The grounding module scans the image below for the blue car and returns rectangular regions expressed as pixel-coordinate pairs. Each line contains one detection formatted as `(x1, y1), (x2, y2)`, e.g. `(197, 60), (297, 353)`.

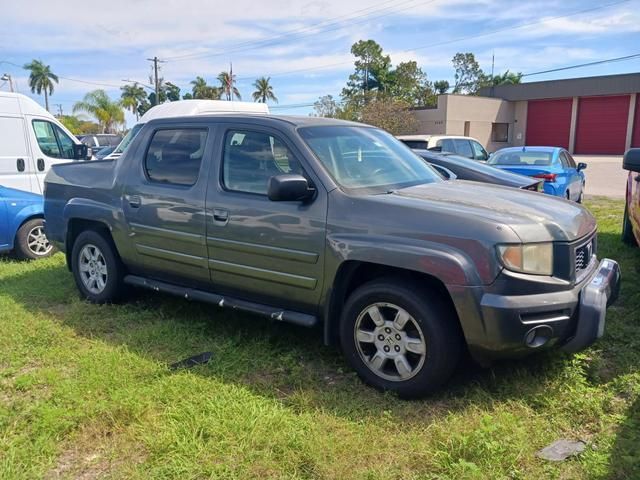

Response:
(0, 185), (54, 259)
(488, 147), (587, 202)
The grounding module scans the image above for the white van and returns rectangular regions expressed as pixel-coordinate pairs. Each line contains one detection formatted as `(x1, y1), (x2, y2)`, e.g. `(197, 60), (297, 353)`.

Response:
(0, 92), (88, 194)
(105, 100), (270, 160)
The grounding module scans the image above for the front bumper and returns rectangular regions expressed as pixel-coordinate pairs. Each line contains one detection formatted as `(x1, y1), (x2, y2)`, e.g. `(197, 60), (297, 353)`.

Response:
(469, 258), (620, 360)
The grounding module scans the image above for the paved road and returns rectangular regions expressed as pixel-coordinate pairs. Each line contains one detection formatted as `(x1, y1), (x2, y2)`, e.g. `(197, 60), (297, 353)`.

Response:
(575, 155), (627, 199)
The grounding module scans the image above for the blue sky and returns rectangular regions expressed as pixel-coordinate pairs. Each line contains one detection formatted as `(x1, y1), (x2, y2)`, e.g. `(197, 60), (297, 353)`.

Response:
(1, 0), (639, 126)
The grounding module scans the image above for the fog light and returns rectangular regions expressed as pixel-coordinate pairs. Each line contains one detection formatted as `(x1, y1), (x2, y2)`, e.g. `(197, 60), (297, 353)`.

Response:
(524, 325), (553, 348)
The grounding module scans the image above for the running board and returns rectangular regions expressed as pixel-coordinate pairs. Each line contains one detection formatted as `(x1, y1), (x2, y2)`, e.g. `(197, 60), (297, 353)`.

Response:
(123, 275), (318, 328)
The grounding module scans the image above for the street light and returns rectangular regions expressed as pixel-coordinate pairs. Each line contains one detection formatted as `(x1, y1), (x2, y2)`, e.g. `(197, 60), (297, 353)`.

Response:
(1, 73), (14, 92)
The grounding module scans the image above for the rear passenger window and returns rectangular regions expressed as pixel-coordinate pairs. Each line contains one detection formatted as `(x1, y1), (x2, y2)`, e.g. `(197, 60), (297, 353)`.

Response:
(144, 128), (207, 186)
(453, 139), (473, 158)
(437, 139), (455, 153)
(222, 129), (302, 195)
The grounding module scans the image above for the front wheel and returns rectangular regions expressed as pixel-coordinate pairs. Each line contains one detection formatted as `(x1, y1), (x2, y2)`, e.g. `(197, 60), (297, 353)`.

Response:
(13, 218), (55, 259)
(340, 278), (462, 398)
(71, 230), (125, 303)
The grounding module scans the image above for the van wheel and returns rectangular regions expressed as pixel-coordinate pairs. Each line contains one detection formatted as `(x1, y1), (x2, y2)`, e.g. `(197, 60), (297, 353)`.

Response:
(622, 203), (638, 246)
(340, 278), (461, 398)
(13, 219), (54, 259)
(71, 230), (125, 303)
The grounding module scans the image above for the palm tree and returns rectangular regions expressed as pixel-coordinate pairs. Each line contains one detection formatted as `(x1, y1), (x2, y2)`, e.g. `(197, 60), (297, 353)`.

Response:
(218, 71), (241, 101)
(73, 89), (125, 133)
(120, 83), (147, 120)
(251, 77), (278, 103)
(23, 59), (59, 111)
(190, 76), (221, 99)
(489, 70), (523, 86)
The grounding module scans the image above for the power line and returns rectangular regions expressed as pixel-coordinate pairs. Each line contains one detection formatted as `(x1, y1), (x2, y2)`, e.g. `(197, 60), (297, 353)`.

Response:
(166, 0), (436, 62)
(236, 0), (631, 81)
(521, 52), (640, 77)
(270, 50), (640, 111)
(163, 0), (402, 61)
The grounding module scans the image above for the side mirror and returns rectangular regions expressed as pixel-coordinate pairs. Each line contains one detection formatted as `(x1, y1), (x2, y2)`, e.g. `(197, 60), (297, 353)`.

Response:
(577, 162), (587, 171)
(623, 148), (640, 172)
(73, 143), (89, 160)
(430, 163), (457, 180)
(267, 174), (314, 202)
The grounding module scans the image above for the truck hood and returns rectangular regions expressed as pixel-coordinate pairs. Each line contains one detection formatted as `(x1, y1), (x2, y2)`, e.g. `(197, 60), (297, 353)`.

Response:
(386, 180), (595, 242)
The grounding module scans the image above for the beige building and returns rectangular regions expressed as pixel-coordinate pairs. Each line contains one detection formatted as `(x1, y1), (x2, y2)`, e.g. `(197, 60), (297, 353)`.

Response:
(411, 72), (640, 155)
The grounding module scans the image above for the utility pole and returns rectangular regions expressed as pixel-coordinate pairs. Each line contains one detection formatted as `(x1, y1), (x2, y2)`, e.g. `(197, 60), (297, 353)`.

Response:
(146, 56), (165, 105)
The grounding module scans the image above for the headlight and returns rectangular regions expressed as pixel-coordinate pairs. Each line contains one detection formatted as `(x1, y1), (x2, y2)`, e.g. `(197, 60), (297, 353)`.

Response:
(497, 243), (553, 275)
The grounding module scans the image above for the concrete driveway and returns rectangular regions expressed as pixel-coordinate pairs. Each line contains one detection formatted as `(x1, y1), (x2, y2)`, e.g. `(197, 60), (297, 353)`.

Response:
(575, 155), (627, 199)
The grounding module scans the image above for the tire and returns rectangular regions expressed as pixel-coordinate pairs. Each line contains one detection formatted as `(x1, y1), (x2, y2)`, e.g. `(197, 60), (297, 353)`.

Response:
(13, 218), (55, 260)
(622, 203), (638, 246)
(71, 230), (125, 303)
(340, 278), (462, 398)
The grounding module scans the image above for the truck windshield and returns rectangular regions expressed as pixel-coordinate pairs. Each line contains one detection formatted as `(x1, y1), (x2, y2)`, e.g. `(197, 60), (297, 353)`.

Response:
(299, 126), (441, 191)
(112, 123), (144, 155)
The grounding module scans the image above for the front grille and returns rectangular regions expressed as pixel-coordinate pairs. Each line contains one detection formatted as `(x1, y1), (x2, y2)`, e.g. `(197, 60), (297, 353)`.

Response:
(575, 239), (594, 272)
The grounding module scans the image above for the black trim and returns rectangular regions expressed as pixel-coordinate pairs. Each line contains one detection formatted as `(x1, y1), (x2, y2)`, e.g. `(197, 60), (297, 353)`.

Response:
(123, 274), (318, 328)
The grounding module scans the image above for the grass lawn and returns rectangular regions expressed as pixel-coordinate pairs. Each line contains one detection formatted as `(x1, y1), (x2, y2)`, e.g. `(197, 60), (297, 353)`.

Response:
(1, 197), (639, 479)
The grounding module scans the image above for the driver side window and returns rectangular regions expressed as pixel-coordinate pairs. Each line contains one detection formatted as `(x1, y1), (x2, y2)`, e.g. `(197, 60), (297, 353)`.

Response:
(222, 129), (302, 195)
(32, 120), (76, 159)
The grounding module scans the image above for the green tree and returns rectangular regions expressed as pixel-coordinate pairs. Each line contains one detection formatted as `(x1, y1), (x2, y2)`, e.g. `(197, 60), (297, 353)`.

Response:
(486, 70), (523, 87)
(312, 95), (339, 117)
(23, 59), (59, 111)
(218, 71), (241, 101)
(73, 89), (125, 133)
(360, 98), (418, 135)
(342, 40), (391, 102)
(452, 53), (485, 94)
(251, 77), (277, 103)
(58, 115), (101, 135)
(120, 83), (147, 120)
(190, 76), (220, 99)
(165, 82), (181, 102)
(182, 92), (194, 100)
(433, 80), (450, 94)
(387, 61), (436, 107)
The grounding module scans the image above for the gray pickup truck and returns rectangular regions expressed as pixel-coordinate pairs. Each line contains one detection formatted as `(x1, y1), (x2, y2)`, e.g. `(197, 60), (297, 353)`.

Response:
(44, 115), (620, 397)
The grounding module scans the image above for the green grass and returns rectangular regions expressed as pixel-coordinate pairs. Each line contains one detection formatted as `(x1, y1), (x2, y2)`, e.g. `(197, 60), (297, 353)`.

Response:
(1, 197), (639, 479)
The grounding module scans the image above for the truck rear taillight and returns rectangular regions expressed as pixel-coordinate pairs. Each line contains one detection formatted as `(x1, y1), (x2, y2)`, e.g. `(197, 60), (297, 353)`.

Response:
(533, 173), (557, 182)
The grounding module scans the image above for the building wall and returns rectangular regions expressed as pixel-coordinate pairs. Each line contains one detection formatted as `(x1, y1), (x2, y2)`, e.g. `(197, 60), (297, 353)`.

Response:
(512, 101), (527, 147)
(412, 94), (516, 152)
(412, 96), (447, 134)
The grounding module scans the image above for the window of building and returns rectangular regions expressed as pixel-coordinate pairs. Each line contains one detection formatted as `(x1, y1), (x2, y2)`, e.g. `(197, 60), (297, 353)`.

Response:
(222, 129), (302, 194)
(491, 123), (509, 143)
(144, 128), (207, 186)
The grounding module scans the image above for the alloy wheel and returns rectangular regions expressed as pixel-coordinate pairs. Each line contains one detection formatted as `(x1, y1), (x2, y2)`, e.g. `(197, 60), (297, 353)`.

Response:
(78, 244), (108, 294)
(354, 302), (427, 382)
(27, 225), (53, 256)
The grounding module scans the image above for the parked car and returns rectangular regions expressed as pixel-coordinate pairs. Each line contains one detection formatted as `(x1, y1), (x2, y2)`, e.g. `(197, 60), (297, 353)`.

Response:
(414, 150), (543, 191)
(94, 145), (116, 161)
(0, 92), (89, 195)
(622, 148), (640, 246)
(105, 100), (270, 160)
(0, 185), (53, 259)
(397, 135), (489, 161)
(488, 147), (587, 202)
(77, 134), (122, 159)
(44, 116), (620, 397)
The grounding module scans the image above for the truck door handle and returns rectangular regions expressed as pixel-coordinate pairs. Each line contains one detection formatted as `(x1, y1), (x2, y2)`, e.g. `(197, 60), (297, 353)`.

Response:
(16, 158), (25, 172)
(213, 209), (229, 223)
(127, 195), (141, 208)
(37, 158), (45, 171)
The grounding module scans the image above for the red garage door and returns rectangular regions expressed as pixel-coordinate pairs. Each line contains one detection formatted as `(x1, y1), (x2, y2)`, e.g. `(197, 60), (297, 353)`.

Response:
(575, 95), (630, 154)
(632, 94), (640, 147)
(526, 98), (572, 149)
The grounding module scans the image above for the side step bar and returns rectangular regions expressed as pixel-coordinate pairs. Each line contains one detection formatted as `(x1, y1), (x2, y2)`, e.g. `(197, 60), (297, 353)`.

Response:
(123, 275), (318, 328)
